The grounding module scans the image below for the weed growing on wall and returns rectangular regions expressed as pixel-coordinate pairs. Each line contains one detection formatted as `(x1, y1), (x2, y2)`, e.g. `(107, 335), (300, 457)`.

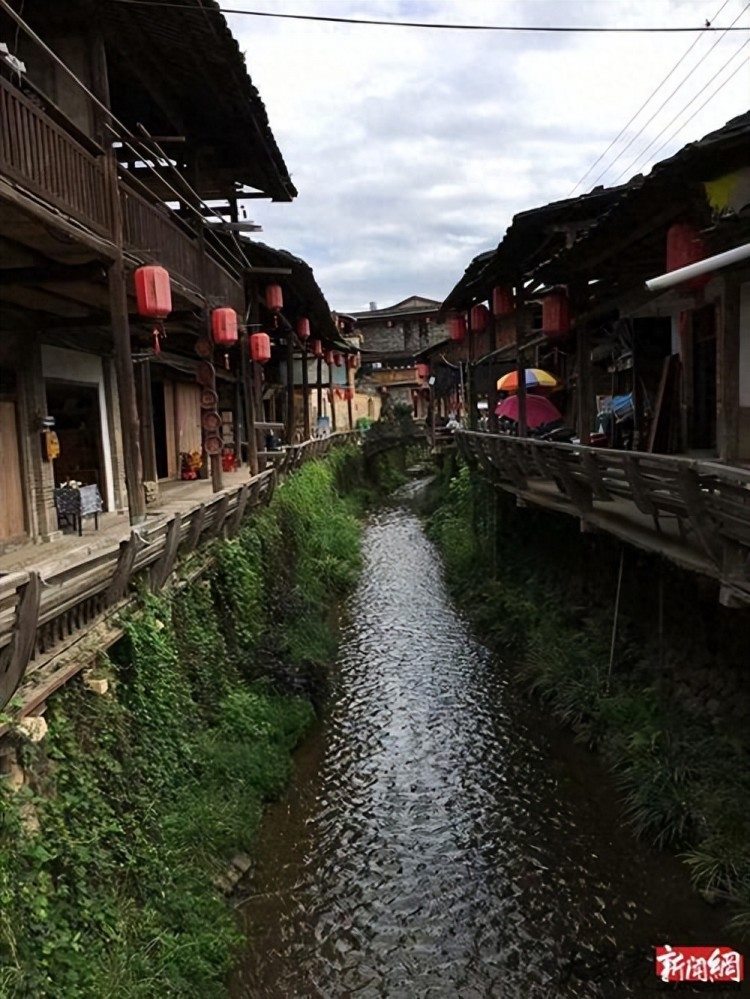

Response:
(0, 446), (366, 997)
(428, 461), (750, 933)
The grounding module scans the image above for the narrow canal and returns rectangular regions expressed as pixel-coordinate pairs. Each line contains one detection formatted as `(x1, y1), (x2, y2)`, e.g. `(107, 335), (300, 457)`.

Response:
(233, 502), (729, 998)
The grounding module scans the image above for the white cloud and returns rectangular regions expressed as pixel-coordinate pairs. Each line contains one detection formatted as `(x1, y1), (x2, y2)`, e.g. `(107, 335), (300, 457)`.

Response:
(230, 0), (750, 311)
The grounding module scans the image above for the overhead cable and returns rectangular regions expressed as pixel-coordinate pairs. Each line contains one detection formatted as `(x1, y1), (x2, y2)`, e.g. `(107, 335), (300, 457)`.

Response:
(612, 35), (750, 182)
(568, 0), (730, 196)
(587, 1), (749, 188)
(102, 0), (750, 32)
(615, 49), (750, 181)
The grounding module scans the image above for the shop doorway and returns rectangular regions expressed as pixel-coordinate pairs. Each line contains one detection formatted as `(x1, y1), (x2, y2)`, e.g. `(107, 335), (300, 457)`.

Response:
(46, 381), (107, 504)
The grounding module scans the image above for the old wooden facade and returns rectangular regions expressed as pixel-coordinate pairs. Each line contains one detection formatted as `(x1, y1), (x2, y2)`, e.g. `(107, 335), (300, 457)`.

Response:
(0, 0), (357, 716)
(435, 113), (750, 605)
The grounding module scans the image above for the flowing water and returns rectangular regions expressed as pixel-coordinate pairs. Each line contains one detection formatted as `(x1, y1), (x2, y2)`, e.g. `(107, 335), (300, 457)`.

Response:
(233, 503), (737, 998)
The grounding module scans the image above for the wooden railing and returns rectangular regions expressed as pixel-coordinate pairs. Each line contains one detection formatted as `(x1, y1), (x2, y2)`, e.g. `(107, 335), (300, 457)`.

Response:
(456, 431), (750, 605)
(0, 75), (111, 235)
(0, 432), (359, 716)
(0, 75), (243, 309)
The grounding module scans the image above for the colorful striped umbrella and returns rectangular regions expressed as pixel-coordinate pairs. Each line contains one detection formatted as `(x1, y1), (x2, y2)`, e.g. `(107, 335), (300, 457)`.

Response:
(496, 368), (558, 392)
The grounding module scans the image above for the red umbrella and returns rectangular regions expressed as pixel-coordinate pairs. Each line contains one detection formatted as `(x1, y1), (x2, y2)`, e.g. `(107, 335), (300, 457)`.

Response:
(495, 394), (562, 428)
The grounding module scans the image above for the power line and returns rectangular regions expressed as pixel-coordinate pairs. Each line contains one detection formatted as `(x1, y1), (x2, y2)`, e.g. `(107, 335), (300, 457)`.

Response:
(611, 34), (750, 182)
(102, 0), (750, 32)
(586, 0), (749, 188)
(568, 0), (730, 196)
(630, 56), (748, 169)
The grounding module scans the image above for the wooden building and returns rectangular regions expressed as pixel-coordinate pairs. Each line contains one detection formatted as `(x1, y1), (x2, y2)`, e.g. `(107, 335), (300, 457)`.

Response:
(436, 112), (750, 605)
(0, 0), (346, 554)
(352, 296), (447, 417)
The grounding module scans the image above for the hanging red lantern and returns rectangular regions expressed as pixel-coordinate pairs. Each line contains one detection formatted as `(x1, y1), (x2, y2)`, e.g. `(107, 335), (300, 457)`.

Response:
(447, 313), (466, 342)
(470, 303), (490, 332)
(346, 353), (359, 370)
(250, 332), (271, 364)
(134, 265), (172, 319)
(542, 289), (570, 338)
(312, 339), (323, 359)
(296, 317), (310, 340)
(344, 387), (354, 402)
(333, 352), (343, 367)
(211, 307), (238, 346)
(416, 362), (430, 381)
(666, 223), (709, 289)
(134, 264), (171, 354)
(492, 286), (514, 316)
(325, 350), (335, 366)
(265, 284), (283, 312)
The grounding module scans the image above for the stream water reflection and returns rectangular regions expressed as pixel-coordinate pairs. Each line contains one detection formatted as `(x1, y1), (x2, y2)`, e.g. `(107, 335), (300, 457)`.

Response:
(233, 505), (731, 998)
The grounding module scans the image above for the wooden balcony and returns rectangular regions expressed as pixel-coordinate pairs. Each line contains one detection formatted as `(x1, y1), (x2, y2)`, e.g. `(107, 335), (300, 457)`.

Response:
(456, 431), (750, 607)
(0, 434), (358, 720)
(0, 74), (243, 311)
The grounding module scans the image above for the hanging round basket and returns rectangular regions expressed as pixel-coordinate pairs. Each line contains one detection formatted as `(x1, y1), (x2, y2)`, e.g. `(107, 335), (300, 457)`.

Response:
(204, 434), (222, 456)
(196, 360), (215, 387)
(200, 387), (219, 409)
(195, 337), (213, 359)
(201, 410), (222, 432)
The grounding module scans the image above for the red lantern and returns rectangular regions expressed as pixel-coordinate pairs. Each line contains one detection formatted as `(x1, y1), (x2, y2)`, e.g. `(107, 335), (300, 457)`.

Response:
(542, 289), (570, 338)
(470, 303), (490, 332)
(492, 286), (514, 316)
(134, 265), (172, 319)
(211, 307), (238, 346)
(666, 223), (709, 289)
(312, 339), (323, 359)
(447, 313), (466, 342)
(333, 352), (343, 367)
(346, 353), (359, 370)
(416, 362), (429, 381)
(296, 317), (310, 340)
(265, 284), (283, 312)
(250, 332), (271, 364)
(325, 350), (334, 366)
(344, 387), (354, 402)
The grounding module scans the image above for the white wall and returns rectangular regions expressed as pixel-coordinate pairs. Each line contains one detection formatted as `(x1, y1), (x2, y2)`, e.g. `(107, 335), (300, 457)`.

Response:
(41, 346), (116, 511)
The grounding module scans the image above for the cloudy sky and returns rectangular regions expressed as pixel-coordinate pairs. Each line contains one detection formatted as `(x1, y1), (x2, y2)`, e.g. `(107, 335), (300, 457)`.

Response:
(230, 0), (750, 312)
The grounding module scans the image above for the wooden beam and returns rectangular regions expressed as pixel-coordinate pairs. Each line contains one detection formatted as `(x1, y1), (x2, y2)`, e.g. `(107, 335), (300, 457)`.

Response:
(0, 573), (41, 710)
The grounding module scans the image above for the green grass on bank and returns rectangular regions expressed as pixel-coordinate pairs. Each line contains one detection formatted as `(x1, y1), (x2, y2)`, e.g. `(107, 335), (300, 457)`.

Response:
(428, 461), (750, 934)
(0, 445), (369, 998)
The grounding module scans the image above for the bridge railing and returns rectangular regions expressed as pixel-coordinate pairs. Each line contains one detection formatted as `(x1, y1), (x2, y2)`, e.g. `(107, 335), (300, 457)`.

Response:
(455, 430), (750, 606)
(0, 432), (359, 717)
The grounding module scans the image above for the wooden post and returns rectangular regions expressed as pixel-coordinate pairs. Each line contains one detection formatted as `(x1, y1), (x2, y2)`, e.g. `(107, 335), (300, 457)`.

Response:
(302, 342), (311, 440)
(137, 358), (158, 483)
(240, 328), (258, 475)
(466, 307), (476, 430)
(718, 278), (740, 462)
(285, 323), (296, 444)
(347, 377), (354, 430)
(488, 297), (498, 431)
(106, 156), (146, 523)
(515, 279), (528, 439)
(329, 362), (337, 431)
(316, 355), (323, 431)
(577, 323), (593, 445)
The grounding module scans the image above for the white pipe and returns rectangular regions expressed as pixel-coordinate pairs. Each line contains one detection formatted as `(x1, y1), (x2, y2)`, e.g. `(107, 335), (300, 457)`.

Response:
(645, 243), (750, 293)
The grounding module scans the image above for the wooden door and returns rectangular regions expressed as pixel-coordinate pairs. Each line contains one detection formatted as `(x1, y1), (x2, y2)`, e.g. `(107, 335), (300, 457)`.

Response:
(0, 400), (26, 542)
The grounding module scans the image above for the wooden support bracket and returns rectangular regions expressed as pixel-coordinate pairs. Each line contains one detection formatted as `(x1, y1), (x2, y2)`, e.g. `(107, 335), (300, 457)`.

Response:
(678, 466), (722, 565)
(184, 503), (207, 553)
(0, 573), (42, 710)
(208, 494), (231, 539)
(107, 531), (143, 604)
(228, 484), (251, 536)
(151, 514), (182, 591)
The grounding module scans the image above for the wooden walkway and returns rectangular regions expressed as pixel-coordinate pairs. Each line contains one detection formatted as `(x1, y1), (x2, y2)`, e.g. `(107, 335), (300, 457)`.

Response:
(0, 433), (358, 723)
(456, 431), (750, 608)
